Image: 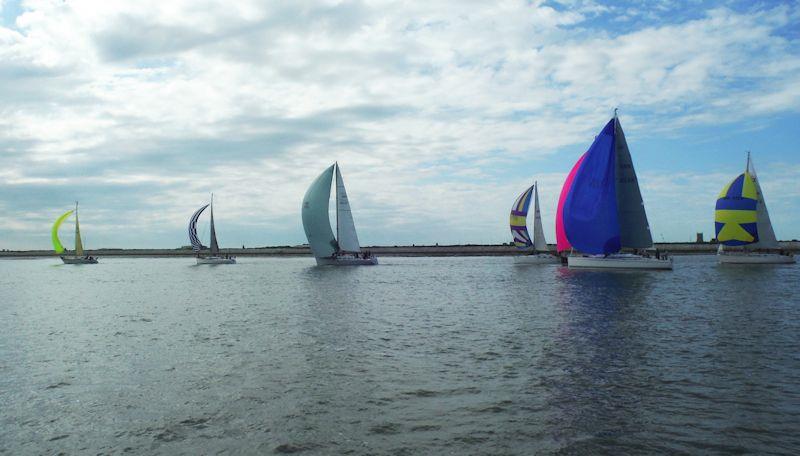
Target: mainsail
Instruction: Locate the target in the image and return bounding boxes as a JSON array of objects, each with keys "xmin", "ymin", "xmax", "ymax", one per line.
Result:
[
  {"xmin": 335, "ymin": 164, "xmax": 361, "ymax": 253},
  {"xmin": 302, "ymin": 164, "xmax": 337, "ymax": 258},
  {"xmin": 74, "ymin": 203, "xmax": 84, "ymax": 256},
  {"xmin": 613, "ymin": 118, "xmax": 653, "ymax": 249},
  {"xmin": 188, "ymin": 204, "xmax": 210, "ymax": 251},
  {"xmin": 52, "ymin": 210, "xmax": 74, "ymax": 254},
  {"xmin": 510, "ymin": 185, "xmax": 534, "ymax": 249},
  {"xmin": 209, "ymin": 197, "xmax": 220, "ymax": 255},
  {"xmin": 747, "ymin": 156, "xmax": 779, "ymax": 249},
  {"xmin": 532, "ymin": 183, "xmax": 548, "ymax": 252}
]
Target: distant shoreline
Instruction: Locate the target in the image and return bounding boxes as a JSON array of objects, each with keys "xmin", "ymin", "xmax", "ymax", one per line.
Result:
[{"xmin": 2, "ymin": 242, "xmax": 798, "ymax": 258}]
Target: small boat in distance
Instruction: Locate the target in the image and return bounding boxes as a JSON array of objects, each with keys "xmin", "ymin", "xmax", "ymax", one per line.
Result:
[
  {"xmin": 188, "ymin": 194, "xmax": 236, "ymax": 265},
  {"xmin": 559, "ymin": 111, "xmax": 672, "ymax": 270},
  {"xmin": 510, "ymin": 181, "xmax": 559, "ymax": 264},
  {"xmin": 301, "ymin": 162, "xmax": 377, "ymax": 266},
  {"xmin": 52, "ymin": 202, "xmax": 98, "ymax": 264},
  {"xmin": 715, "ymin": 152, "xmax": 795, "ymax": 264}
]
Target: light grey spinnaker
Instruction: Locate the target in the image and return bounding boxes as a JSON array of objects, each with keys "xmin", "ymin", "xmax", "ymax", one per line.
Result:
[{"xmin": 302, "ymin": 164, "xmax": 337, "ymax": 259}]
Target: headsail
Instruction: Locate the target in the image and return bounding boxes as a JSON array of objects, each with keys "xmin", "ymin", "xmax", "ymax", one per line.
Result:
[
  {"xmin": 335, "ymin": 164, "xmax": 361, "ymax": 253},
  {"xmin": 532, "ymin": 183, "xmax": 549, "ymax": 252},
  {"xmin": 74, "ymin": 203, "xmax": 84, "ymax": 256},
  {"xmin": 563, "ymin": 119, "xmax": 621, "ymax": 255},
  {"xmin": 715, "ymin": 172, "xmax": 758, "ymax": 246},
  {"xmin": 614, "ymin": 118, "xmax": 653, "ymax": 248},
  {"xmin": 746, "ymin": 156, "xmax": 779, "ymax": 249},
  {"xmin": 556, "ymin": 153, "xmax": 586, "ymax": 252},
  {"xmin": 510, "ymin": 185, "xmax": 534, "ymax": 249},
  {"xmin": 302, "ymin": 165, "xmax": 337, "ymax": 258},
  {"xmin": 209, "ymin": 196, "xmax": 220, "ymax": 255},
  {"xmin": 189, "ymin": 204, "xmax": 209, "ymax": 251},
  {"xmin": 52, "ymin": 210, "xmax": 74, "ymax": 254}
]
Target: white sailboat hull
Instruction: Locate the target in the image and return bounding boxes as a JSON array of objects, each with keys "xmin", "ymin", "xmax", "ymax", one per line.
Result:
[
  {"xmin": 717, "ymin": 252, "xmax": 795, "ymax": 264},
  {"xmin": 61, "ymin": 256, "xmax": 98, "ymax": 264},
  {"xmin": 568, "ymin": 254, "xmax": 673, "ymax": 270},
  {"xmin": 513, "ymin": 254, "xmax": 560, "ymax": 264},
  {"xmin": 196, "ymin": 256, "xmax": 236, "ymax": 265},
  {"xmin": 316, "ymin": 255, "xmax": 378, "ymax": 266}
]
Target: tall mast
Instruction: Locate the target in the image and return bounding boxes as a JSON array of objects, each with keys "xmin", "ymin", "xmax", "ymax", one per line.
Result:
[{"xmin": 746, "ymin": 150, "xmax": 751, "ymax": 174}]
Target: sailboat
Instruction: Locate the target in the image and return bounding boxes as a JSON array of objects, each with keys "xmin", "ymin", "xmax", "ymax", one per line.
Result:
[
  {"xmin": 715, "ymin": 152, "xmax": 795, "ymax": 264},
  {"xmin": 557, "ymin": 112, "xmax": 672, "ymax": 269},
  {"xmin": 510, "ymin": 181, "xmax": 559, "ymax": 264},
  {"xmin": 301, "ymin": 162, "xmax": 377, "ymax": 266},
  {"xmin": 52, "ymin": 202, "xmax": 98, "ymax": 264},
  {"xmin": 188, "ymin": 194, "xmax": 236, "ymax": 265}
]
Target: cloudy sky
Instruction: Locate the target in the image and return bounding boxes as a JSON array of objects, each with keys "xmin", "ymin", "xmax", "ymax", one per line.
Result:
[{"xmin": 1, "ymin": 0, "xmax": 799, "ymax": 250}]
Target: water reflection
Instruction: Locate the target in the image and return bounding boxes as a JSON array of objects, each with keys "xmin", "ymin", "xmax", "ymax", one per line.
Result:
[{"xmin": 540, "ymin": 268, "xmax": 657, "ymax": 452}]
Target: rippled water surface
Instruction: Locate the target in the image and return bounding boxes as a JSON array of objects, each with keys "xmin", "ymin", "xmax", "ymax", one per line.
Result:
[{"xmin": 1, "ymin": 256, "xmax": 799, "ymax": 454}]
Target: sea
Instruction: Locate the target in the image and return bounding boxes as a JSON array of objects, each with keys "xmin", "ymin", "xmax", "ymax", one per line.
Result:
[{"xmin": 1, "ymin": 255, "xmax": 798, "ymax": 455}]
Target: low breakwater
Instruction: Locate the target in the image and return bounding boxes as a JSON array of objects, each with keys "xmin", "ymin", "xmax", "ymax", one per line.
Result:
[{"xmin": 1, "ymin": 242, "xmax": 798, "ymax": 258}]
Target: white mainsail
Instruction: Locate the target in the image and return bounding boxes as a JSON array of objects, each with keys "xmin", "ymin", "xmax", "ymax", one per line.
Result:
[
  {"xmin": 746, "ymin": 154, "xmax": 779, "ymax": 250},
  {"xmin": 532, "ymin": 183, "xmax": 548, "ymax": 252},
  {"xmin": 335, "ymin": 164, "xmax": 361, "ymax": 253}
]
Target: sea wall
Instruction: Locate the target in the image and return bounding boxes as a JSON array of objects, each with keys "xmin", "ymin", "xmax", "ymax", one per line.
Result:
[{"xmin": 2, "ymin": 242, "xmax": 798, "ymax": 258}]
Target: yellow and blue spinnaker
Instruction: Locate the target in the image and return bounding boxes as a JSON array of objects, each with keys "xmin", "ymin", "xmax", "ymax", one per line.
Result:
[{"xmin": 715, "ymin": 172, "xmax": 758, "ymax": 246}]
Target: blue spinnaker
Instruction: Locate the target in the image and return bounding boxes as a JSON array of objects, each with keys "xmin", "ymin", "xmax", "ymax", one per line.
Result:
[{"xmin": 563, "ymin": 118, "xmax": 621, "ymax": 254}]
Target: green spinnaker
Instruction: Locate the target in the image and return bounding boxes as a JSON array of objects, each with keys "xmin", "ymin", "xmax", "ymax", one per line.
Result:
[{"xmin": 52, "ymin": 210, "xmax": 74, "ymax": 254}]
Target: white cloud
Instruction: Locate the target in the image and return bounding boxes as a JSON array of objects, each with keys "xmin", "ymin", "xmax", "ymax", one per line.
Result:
[{"xmin": 0, "ymin": 0, "xmax": 798, "ymax": 248}]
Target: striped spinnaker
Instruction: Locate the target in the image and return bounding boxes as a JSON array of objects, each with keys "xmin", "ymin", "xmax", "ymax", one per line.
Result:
[
  {"xmin": 188, "ymin": 204, "xmax": 210, "ymax": 251},
  {"xmin": 510, "ymin": 185, "xmax": 534, "ymax": 249},
  {"xmin": 715, "ymin": 172, "xmax": 758, "ymax": 246}
]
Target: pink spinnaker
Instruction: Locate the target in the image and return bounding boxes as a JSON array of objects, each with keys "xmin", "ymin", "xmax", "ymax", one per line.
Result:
[{"xmin": 556, "ymin": 152, "xmax": 587, "ymax": 252}]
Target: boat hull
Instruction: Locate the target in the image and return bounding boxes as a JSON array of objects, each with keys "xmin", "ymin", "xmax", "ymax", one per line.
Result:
[
  {"xmin": 568, "ymin": 254, "xmax": 673, "ymax": 270},
  {"xmin": 513, "ymin": 254, "xmax": 560, "ymax": 264},
  {"xmin": 61, "ymin": 256, "xmax": 98, "ymax": 264},
  {"xmin": 717, "ymin": 252, "xmax": 796, "ymax": 264},
  {"xmin": 196, "ymin": 256, "xmax": 237, "ymax": 265},
  {"xmin": 315, "ymin": 256, "xmax": 378, "ymax": 266}
]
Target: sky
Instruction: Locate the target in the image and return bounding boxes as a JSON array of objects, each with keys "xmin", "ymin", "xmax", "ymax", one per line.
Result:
[{"xmin": 1, "ymin": 0, "xmax": 799, "ymax": 250}]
